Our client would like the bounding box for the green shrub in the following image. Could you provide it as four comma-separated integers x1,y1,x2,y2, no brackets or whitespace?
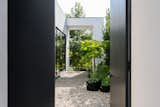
87,63,111,84
87,72,101,91
87,78,99,84
96,63,110,81
101,76,110,87
87,72,100,83
69,67,74,72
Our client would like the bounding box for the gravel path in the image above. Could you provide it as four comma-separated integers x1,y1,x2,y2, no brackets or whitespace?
55,71,110,107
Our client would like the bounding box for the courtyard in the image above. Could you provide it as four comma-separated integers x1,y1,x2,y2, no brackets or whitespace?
55,71,110,107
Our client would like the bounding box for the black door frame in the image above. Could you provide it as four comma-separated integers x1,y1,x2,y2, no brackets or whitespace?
53,0,131,107
8,0,131,106
8,0,55,106
110,0,131,106
126,0,131,107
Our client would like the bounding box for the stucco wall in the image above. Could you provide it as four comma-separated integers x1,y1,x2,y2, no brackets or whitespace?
0,0,7,106
55,0,66,31
132,0,160,106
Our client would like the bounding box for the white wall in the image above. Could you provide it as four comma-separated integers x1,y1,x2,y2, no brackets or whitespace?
0,0,7,106
132,0,160,106
66,17,104,41
55,0,66,31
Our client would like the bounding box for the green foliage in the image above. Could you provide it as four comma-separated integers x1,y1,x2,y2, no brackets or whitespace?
102,40,110,63
103,8,110,65
80,31,92,40
79,57,92,71
103,8,110,40
96,63,111,87
90,72,98,78
69,67,74,72
69,32,92,70
87,72,100,84
80,40,104,71
96,63,110,80
69,30,92,71
101,76,110,87
69,34,81,69
80,40,103,59
87,62,111,88
71,2,85,18
66,2,85,18
87,78,99,84
66,2,94,70
56,30,65,71
87,64,110,86
102,40,110,50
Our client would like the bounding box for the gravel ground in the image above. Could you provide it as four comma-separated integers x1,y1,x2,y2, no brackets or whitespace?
55,71,110,107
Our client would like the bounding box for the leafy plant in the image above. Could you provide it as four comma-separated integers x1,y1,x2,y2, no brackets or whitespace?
101,76,110,87
90,72,98,78
87,78,99,84
87,72,99,83
87,71,101,91
103,9,110,40
56,29,66,71
81,40,103,58
80,40,103,71
96,63,110,80
103,8,110,65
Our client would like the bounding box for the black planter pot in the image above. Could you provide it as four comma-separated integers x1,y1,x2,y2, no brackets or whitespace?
100,86,110,92
86,81,101,91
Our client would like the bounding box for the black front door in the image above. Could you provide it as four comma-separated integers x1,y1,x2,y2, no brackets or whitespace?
8,0,55,107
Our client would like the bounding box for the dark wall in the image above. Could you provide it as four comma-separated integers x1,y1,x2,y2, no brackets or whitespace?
8,0,55,107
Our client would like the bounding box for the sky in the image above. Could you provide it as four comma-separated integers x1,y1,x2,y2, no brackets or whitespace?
57,0,110,17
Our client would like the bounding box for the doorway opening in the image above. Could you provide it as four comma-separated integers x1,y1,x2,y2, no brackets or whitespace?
55,0,111,106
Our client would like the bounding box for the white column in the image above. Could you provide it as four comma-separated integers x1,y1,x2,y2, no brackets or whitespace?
65,29,70,72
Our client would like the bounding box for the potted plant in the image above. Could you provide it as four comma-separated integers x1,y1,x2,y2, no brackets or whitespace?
96,64,110,81
86,72,101,91
100,76,110,92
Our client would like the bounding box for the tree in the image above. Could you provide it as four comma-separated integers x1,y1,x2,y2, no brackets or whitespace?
69,31,92,70
70,2,85,18
66,2,92,70
103,8,110,40
103,8,110,65
80,40,104,72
